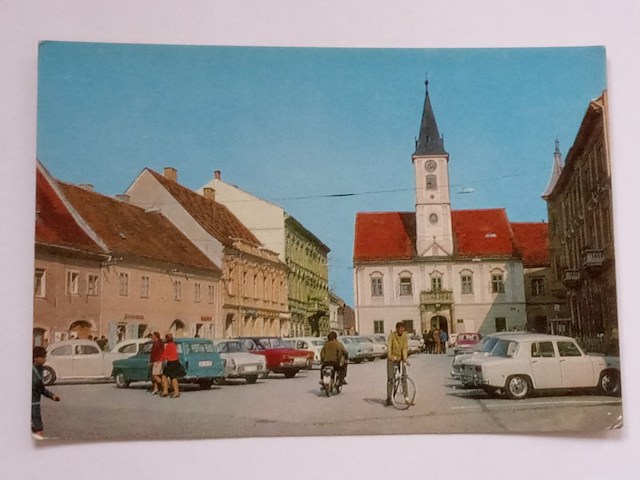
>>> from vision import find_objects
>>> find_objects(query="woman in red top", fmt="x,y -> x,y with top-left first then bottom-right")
161,333 -> 184,398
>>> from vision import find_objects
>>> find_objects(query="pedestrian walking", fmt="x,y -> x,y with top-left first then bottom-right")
161,333 -> 185,398
32,346 -> 60,440
440,329 -> 448,354
433,327 -> 441,354
149,331 -> 164,395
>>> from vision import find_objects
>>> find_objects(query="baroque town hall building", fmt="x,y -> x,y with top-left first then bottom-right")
353,81 -> 549,337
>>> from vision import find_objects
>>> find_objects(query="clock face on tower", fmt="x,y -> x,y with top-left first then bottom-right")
425,160 -> 437,172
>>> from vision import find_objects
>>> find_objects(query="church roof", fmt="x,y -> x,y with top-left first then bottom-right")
354,208 -> 531,262
413,80 -> 447,156
510,222 -> 550,267
541,140 -> 564,199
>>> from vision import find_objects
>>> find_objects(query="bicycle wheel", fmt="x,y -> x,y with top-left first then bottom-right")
392,376 -> 416,410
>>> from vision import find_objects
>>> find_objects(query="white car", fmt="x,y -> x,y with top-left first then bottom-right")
364,334 -> 388,359
459,334 -> 621,399
407,335 -> 422,355
109,338 -> 151,361
287,337 -> 326,367
451,332 -> 527,379
358,336 -> 386,360
212,339 -> 267,384
44,339 -> 113,385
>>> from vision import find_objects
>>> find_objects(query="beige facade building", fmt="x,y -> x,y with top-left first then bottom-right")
329,291 -> 346,334
199,171 -> 331,337
126,168 -> 289,338
543,91 -> 618,353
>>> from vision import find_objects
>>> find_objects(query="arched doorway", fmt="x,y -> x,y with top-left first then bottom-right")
169,319 -> 186,337
431,315 -> 448,333
69,319 -> 95,339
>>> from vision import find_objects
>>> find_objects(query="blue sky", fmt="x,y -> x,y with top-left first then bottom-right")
37,42 -> 607,305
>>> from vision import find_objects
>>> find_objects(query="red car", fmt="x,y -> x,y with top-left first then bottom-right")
236,337 -> 313,378
453,332 -> 482,355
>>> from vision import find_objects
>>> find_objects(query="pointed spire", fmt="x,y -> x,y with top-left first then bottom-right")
414,77 -> 447,156
542,139 -> 564,199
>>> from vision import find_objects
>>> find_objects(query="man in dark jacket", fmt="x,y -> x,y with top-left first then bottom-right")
320,331 -> 349,385
32,346 -> 60,440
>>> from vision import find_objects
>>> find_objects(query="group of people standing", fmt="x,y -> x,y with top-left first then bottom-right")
423,327 -> 448,354
149,332 -> 186,398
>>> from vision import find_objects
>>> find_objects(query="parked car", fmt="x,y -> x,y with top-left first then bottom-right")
407,334 -> 423,355
452,332 -> 482,355
364,334 -> 388,359
451,332 -> 527,379
109,338 -> 151,361
43,339 -> 113,385
459,334 -> 622,399
339,336 -> 374,363
236,337 -> 313,378
286,337 -> 326,367
357,336 -> 384,360
212,339 -> 267,384
111,337 -> 225,390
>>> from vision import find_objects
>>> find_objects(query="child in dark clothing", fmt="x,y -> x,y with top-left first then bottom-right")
32,346 -> 60,440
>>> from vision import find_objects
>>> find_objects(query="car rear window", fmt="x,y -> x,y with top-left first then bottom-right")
531,341 -> 555,358
186,342 -> 214,354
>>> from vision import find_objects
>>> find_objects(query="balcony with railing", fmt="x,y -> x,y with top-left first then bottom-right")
420,290 -> 454,305
582,248 -> 604,272
562,269 -> 581,288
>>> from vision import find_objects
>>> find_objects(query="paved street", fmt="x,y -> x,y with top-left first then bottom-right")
40,351 -> 622,442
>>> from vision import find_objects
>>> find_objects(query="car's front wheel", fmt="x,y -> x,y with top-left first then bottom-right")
505,375 -> 531,400
42,366 -> 56,386
598,370 -> 621,396
114,371 -> 130,388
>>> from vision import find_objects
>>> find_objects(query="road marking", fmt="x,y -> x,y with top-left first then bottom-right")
451,399 -> 622,410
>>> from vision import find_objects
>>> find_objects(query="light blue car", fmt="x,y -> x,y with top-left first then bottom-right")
111,337 -> 225,390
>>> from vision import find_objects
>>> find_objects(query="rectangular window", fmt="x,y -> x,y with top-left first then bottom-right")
66,270 -> 79,295
208,285 -> 215,304
531,277 -> 546,296
140,275 -> 150,298
374,320 -> 384,334
461,275 -> 473,294
174,280 -> 182,301
34,269 -> 46,297
403,320 -> 414,333
118,272 -> 129,296
495,317 -> 506,332
491,274 -> 505,294
87,274 -> 99,296
399,277 -> 413,296
431,276 -> 442,291
194,283 -> 201,303
426,174 -> 437,190
371,277 -> 383,296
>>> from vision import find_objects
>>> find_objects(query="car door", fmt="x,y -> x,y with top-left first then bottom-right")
125,342 -> 153,381
529,341 -> 562,389
72,343 -> 105,377
557,340 -> 594,388
48,344 -> 74,379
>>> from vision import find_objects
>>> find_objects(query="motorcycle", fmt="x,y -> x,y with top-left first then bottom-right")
320,364 -> 342,397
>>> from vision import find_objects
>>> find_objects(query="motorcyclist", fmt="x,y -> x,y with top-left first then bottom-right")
320,331 -> 349,386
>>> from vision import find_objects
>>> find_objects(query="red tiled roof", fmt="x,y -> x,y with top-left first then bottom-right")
451,209 -> 519,258
147,169 -> 261,248
353,212 -> 415,261
35,169 -> 104,253
511,222 -> 550,267
58,181 -> 220,273
354,208 -> 523,262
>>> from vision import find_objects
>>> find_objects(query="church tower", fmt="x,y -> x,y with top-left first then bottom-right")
412,79 -> 453,256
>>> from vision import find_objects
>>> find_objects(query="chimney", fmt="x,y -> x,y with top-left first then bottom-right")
79,184 -> 94,192
214,170 -> 221,180
115,194 -> 130,203
203,187 -> 215,202
164,167 -> 178,182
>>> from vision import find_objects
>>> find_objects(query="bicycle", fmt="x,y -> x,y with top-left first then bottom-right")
391,361 -> 416,410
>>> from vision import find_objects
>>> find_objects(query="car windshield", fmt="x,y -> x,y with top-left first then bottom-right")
311,340 -> 325,346
216,341 -> 246,353
491,339 -> 518,358
359,338 -> 373,343
478,337 -> 500,353
259,338 -> 288,349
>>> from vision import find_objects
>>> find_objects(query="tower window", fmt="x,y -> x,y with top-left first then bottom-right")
426,175 -> 437,190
